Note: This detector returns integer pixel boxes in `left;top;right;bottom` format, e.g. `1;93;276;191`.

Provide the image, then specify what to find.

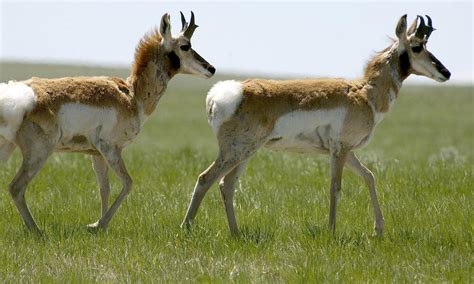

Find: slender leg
181;119;268;231
9;148;51;233
345;152;384;236
92;155;110;217
181;155;242;229
328;145;348;233
218;159;249;235
88;141;132;229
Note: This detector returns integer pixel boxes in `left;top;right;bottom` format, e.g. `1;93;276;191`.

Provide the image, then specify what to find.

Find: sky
0;1;472;84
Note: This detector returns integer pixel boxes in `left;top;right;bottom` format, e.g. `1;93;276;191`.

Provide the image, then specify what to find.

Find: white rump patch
58;103;118;141
206;80;243;134
0;81;36;143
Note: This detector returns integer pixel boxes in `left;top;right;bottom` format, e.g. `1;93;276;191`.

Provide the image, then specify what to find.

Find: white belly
56;103;118;151
265;107;347;153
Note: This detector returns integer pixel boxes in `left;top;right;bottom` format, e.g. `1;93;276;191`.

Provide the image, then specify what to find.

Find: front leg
91;155;110;217
345;152;384;236
88;140;132;230
328;144;348;233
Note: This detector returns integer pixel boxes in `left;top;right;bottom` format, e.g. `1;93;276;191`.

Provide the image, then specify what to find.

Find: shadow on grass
18;228;47;241
236;225;275;247
303;222;327;239
335;232;376;248
172;222;217;243
303;221;384;247
42;222;109;240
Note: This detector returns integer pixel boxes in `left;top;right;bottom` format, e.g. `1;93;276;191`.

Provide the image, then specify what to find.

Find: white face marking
410;58;446;82
0;81;36;143
206;80;243;134
180;52;212;79
267;107;348;152
58;103;118;140
171;35;213;79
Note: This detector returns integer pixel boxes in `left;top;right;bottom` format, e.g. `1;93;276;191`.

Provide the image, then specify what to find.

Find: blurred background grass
0;61;472;282
1;61;472;161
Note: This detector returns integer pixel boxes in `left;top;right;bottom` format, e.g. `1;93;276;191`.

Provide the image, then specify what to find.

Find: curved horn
415;15;435;40
180;11;188;31
419;15;425;26
183;11;199;39
426;15;433;27
425;15;436;39
414;15;425;39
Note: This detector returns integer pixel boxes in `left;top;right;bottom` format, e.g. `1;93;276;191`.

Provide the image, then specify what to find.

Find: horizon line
1;59;472;86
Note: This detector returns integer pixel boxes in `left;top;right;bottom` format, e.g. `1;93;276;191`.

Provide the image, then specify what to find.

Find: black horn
415;15;435;40
180;11;188;31
425;15;436;38
426;15;433;27
183;11;198;39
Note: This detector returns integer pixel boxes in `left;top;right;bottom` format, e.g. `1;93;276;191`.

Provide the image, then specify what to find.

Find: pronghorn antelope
182;15;451;236
0;12;215;233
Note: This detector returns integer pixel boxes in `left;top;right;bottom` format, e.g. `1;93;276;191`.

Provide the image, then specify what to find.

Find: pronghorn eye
180;45;191;51
411;46;423;53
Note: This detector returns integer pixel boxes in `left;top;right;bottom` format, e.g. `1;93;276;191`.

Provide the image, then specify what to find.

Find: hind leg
181;155;241;229
219;159;249;235
9;151;50;233
181;141;260;229
182;108;270;231
9;124;53;233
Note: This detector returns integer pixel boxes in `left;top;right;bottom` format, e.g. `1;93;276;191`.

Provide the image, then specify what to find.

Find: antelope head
395;14;451;82
159;12;216;78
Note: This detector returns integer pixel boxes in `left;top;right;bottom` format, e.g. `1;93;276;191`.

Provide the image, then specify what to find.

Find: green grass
0;62;472;282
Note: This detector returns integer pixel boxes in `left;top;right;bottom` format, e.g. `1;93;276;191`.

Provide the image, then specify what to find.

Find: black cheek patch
399;51;410;79
411;46;423;53
167;51;181;71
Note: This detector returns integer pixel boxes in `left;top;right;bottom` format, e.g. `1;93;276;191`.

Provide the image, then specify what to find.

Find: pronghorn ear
159;13;172;43
407;16;418;36
395;14;408;39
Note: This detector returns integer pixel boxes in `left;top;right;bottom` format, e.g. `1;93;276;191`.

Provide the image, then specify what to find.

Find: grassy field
0;62;472;282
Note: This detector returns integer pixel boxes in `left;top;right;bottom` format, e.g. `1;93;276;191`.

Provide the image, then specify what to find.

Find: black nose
440;68;451;80
207;66;216;75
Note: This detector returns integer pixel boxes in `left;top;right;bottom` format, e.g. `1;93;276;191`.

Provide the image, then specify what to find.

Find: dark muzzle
192;49;215;74
428;51;451;80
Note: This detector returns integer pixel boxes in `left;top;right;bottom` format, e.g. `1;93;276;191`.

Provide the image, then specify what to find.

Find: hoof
374;223;384;237
180;221;192;230
29;227;44;238
87;221;106;231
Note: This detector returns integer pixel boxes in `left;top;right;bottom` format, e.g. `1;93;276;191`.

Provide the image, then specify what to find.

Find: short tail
0;81;36;162
206;80;243;134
